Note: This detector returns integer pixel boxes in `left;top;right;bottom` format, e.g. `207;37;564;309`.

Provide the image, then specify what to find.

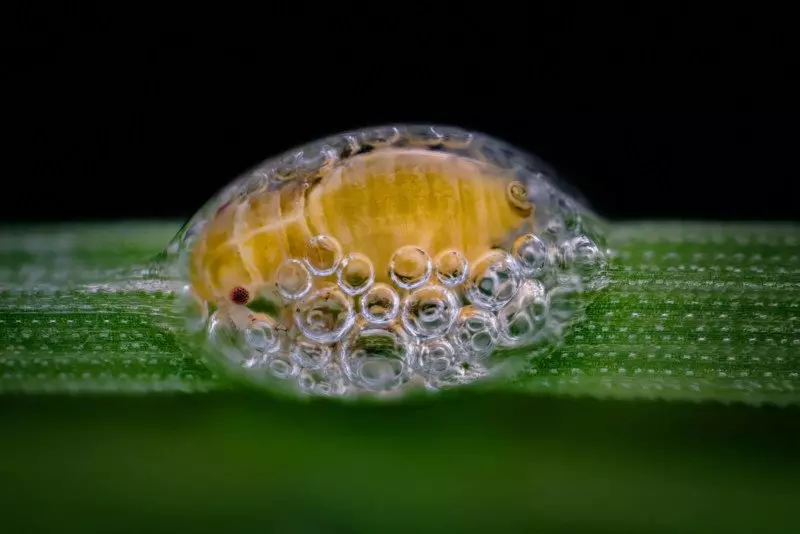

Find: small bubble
296;144;336;175
291;336;332;369
512;234;547;276
401;285;459;338
338;253;375;295
560;235;607;290
360;283;400;324
207;311;248;363
340;323;413;391
328;134;360;159
417;339;456;376
275;259;312;300
498;279;548;347
294;285;355;344
541;215;567;240
360;126;401;147
304;235;343;275
243;316;280;353
407;125;444;146
297;365;346;395
297;369;315;391
464;250;522;310
434;250;468;286
273;153;301;182
390;246;432;290
451;306;499;359
265;351;297;379
315;364;347;396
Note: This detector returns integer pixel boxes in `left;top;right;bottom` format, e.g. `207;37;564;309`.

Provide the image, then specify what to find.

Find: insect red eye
230;286;250;305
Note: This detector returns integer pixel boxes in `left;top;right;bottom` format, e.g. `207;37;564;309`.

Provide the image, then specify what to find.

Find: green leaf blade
1;220;798;404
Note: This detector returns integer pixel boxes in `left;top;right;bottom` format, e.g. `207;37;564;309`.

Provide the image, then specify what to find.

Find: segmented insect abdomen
238;181;312;286
190;148;532;302
305;149;528;283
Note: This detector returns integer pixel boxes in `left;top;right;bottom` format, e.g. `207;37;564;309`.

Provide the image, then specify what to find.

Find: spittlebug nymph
168;125;609;397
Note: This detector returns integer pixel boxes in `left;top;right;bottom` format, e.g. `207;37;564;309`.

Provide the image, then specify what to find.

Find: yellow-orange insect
188;148;534;311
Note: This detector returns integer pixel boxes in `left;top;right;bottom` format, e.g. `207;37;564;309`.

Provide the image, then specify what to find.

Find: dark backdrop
4;9;796;224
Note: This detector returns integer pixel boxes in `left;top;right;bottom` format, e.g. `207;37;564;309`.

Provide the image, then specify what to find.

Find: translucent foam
164;124;609;397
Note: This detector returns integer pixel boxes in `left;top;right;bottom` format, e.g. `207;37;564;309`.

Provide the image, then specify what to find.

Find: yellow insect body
189;148;533;305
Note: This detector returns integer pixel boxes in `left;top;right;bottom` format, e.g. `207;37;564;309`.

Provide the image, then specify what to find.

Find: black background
3;7;797;224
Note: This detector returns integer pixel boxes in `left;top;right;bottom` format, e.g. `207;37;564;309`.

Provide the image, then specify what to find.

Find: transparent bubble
431;126;473;148
512;234;547;277
360;283;400;324
434;250;468;286
389;246;432;290
295;144;337;175
540;215;567;243
291;336;333;369
401;285;459;339
497;280;548;347
338;253;375;295
316;364;348;396
451;306;500;359
265;351;298;379
340;322;414;392
417;339;457;376
273;153;302;182
325;134;359;160
274;259;312;300
360;126;401;147
297;364;347;396
207;311;248;363
406;125;444;146
304;235;343;275
531;243;562;291
464;250;522;310
297;369;315;391
294;285;355;344
170;124;609;397
560;235;608;290
243;315;281;353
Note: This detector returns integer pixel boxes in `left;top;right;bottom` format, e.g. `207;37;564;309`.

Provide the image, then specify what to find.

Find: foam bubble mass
164;125;609;397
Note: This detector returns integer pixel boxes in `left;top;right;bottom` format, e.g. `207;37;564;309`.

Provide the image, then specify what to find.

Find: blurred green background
2;391;798;533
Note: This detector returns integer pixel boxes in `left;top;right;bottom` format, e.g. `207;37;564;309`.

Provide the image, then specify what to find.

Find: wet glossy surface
164;125;609;396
